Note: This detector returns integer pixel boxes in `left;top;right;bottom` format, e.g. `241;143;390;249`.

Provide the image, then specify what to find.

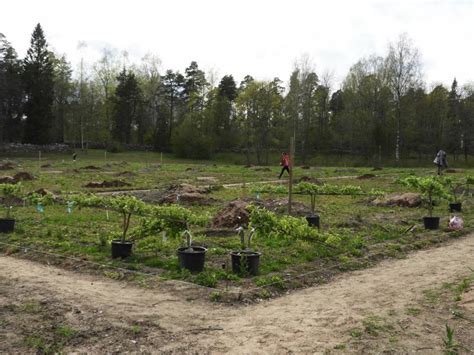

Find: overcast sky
1;0;473;89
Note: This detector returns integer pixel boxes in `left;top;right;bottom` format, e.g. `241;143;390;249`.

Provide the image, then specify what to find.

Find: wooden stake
288;137;295;215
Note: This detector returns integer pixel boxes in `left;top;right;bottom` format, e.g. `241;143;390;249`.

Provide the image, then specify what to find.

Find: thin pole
288;137;295;215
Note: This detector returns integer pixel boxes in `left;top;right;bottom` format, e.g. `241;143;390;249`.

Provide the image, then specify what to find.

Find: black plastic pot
306;215;320;229
111;240;133;258
0;219;15;233
423;216;440;230
230;250;262;276
177;246;207;272
449;202;462;212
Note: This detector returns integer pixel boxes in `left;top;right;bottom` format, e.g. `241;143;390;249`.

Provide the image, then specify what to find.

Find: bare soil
1;234;474;353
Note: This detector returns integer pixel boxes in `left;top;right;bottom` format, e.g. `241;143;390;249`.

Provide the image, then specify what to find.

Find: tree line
1;24;473;164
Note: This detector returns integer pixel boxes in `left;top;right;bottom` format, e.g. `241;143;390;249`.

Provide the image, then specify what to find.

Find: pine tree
23;23;55;144
112;69;142;144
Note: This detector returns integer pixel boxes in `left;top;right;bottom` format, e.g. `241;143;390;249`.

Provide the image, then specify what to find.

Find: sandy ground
1;234;474;354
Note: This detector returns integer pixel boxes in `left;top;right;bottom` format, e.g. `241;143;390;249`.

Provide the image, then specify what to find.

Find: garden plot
0;153;473;302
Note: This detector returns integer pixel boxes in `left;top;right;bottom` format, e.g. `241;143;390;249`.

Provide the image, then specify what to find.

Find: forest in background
1;23;474;165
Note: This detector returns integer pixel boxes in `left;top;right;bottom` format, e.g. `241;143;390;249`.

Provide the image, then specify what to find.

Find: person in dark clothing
279;152;290;178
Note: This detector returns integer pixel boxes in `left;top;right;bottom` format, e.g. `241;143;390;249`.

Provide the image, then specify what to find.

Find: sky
1;0;473;89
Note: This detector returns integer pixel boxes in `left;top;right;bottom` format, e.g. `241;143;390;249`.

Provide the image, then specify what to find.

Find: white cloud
1;0;473;88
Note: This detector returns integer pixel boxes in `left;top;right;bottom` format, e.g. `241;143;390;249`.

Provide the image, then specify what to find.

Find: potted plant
466;175;474;198
444;177;463;212
230;226;261;276
402;176;449;230
0;183;22;233
177;229;207;272
107;195;147;258
294;182;321;228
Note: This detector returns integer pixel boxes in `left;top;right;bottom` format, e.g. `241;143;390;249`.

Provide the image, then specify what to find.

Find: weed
254;275;286;289
56;325;77;338
349;328;362;338
257;289;272;299
406;306;421;316
130;324;142;335
20;302;42;313
210;291;222;302
443;324;459;354
334;343;346;349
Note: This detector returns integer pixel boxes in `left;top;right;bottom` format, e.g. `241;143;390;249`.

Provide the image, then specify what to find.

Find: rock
13;172;35;181
370;193;421;207
212;200;250;228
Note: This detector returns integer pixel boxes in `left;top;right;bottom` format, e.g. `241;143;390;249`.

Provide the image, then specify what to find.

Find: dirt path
2;234;474;353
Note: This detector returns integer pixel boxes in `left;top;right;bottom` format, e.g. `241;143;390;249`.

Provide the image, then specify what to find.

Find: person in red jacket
279;152;290;179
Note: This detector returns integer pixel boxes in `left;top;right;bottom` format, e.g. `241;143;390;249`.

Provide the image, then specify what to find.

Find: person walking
279;152;290;179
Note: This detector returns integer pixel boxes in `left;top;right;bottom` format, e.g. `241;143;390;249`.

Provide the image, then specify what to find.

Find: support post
288;137;295;215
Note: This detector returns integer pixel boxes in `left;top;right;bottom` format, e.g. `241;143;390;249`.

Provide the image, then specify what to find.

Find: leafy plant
294;182;363;214
401;176;449;217
236;226;255;250
443;177;463;203
466;175;474;197
0;183;23;218
107;195;147;242
443;324;459;354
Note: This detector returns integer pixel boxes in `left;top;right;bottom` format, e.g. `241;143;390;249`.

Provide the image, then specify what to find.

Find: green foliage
401;176;449;216
443;324;459;354
25;192;55;206
0;183;23;198
251;184;287;195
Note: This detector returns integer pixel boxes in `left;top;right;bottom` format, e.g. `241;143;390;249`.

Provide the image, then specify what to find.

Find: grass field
1;150;473;301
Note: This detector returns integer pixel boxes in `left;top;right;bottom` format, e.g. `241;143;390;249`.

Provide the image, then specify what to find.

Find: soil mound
114;171;136;178
0;176;17;184
251;167;271;172
0;162;15;170
196;176;218;183
41;163;52;168
334;168;358;174
264;198;311;216
357;173;376;180
301;166;311;169
445;168;464;173
84;180;131;188
370;192;421;207
13;172;35;181
159;184;213;205
80;165;102;170
212;200;250;228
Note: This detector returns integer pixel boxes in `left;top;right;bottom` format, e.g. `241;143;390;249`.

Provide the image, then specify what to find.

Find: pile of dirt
84;180;131;188
40;163;52;168
370;192;421;207
0;176;17;184
301;165;311;169
113;171;136;178
357;173;376;180
13;172;35;181
334;168;358;174
212;200;250;228
0;162;15;170
196;176;218;183
244;164;254;168
159;183;214;205
372;167;383;171
263;198;311;216
445;168;464;173
80;165;102;170
298;176;323;184
251;167;271;172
